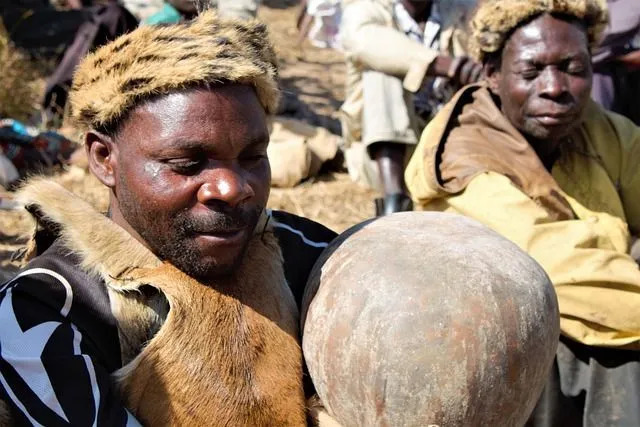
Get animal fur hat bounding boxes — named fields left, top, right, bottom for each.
left=469, top=0, right=609, bottom=62
left=68, top=10, right=279, bottom=132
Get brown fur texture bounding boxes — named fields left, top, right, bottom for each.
left=68, top=10, right=280, bottom=132
left=16, top=177, right=162, bottom=282
left=307, top=395, right=344, bottom=427
left=0, top=399, right=12, bottom=426
left=469, top=0, right=609, bottom=61
left=13, top=178, right=306, bottom=425
left=115, top=234, right=305, bottom=426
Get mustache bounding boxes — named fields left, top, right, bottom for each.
left=175, top=206, right=261, bottom=234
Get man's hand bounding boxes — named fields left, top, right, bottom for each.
left=430, top=55, right=483, bottom=86
left=448, top=56, right=483, bottom=86
left=618, top=50, right=640, bottom=71
left=456, top=57, right=484, bottom=85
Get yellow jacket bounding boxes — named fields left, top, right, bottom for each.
left=406, top=84, right=640, bottom=349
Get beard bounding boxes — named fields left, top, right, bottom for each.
left=117, top=182, right=262, bottom=280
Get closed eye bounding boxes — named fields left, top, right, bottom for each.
left=166, top=158, right=204, bottom=174
left=239, top=152, right=267, bottom=165
left=566, top=62, right=586, bottom=75
left=519, top=68, right=539, bottom=80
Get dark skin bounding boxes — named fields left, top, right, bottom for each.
left=86, top=85, right=271, bottom=282
left=373, top=0, right=482, bottom=203
left=486, top=13, right=593, bottom=168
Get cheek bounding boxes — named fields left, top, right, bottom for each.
left=120, top=158, right=195, bottom=210
left=248, top=159, right=271, bottom=203
left=570, top=75, right=592, bottom=104
left=500, top=78, right=530, bottom=122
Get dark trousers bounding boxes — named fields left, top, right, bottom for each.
left=527, top=335, right=640, bottom=427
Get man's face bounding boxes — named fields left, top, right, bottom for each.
left=488, top=14, right=593, bottom=142
left=112, top=85, right=270, bottom=280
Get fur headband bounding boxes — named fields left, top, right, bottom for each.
left=469, top=0, right=609, bottom=62
left=68, top=10, right=280, bottom=132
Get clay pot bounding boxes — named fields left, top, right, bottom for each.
left=301, top=212, right=559, bottom=427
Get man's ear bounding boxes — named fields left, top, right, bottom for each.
left=484, top=60, right=501, bottom=95
left=86, top=130, right=117, bottom=189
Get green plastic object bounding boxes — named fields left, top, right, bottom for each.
left=143, top=3, right=182, bottom=25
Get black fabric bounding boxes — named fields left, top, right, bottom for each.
left=0, top=240, right=129, bottom=426
left=271, top=210, right=337, bottom=307
left=1, top=1, right=92, bottom=58
left=526, top=335, right=640, bottom=427
left=17, top=240, right=122, bottom=370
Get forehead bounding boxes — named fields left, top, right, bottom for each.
left=503, top=14, right=589, bottom=62
left=118, top=84, right=268, bottom=151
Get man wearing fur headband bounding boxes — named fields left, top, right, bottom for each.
left=0, top=10, right=338, bottom=426
left=406, top=0, right=640, bottom=425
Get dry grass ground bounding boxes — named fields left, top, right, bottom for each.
left=0, top=2, right=378, bottom=280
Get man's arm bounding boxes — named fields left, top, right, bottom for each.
left=0, top=273, right=140, bottom=426
left=340, top=1, right=480, bottom=92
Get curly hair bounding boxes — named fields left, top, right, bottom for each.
left=469, top=0, right=609, bottom=62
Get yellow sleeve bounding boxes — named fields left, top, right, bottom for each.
left=420, top=171, right=640, bottom=349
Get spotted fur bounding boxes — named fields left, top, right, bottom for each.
left=68, top=10, right=280, bottom=132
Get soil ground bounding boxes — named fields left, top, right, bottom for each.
left=0, top=1, right=379, bottom=280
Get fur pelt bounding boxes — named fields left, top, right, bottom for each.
left=115, top=238, right=305, bottom=426
left=469, top=0, right=609, bottom=62
left=14, top=178, right=306, bottom=426
left=0, top=400, right=11, bottom=426
left=68, top=10, right=279, bottom=132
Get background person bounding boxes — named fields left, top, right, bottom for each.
left=405, top=0, right=640, bottom=424
left=339, top=0, right=481, bottom=215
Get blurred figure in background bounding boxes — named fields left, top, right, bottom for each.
left=338, top=0, right=480, bottom=215
left=591, top=0, right=640, bottom=124
left=127, top=0, right=263, bottom=23
left=0, top=119, right=76, bottom=190
left=297, top=0, right=342, bottom=48
left=1, top=0, right=262, bottom=125
left=0, top=1, right=138, bottom=123
left=210, top=0, right=262, bottom=20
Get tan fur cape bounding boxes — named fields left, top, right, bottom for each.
left=13, top=178, right=306, bottom=426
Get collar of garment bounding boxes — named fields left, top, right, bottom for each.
left=421, top=84, right=579, bottom=221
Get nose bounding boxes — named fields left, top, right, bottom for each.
left=538, top=67, right=568, bottom=100
left=196, top=161, right=254, bottom=208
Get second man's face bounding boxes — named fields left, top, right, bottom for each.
left=490, top=14, right=593, bottom=143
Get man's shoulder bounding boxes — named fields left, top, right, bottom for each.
left=2, top=239, right=122, bottom=370
left=2, top=240, right=85, bottom=308
left=268, top=210, right=337, bottom=308
left=270, top=210, right=337, bottom=249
